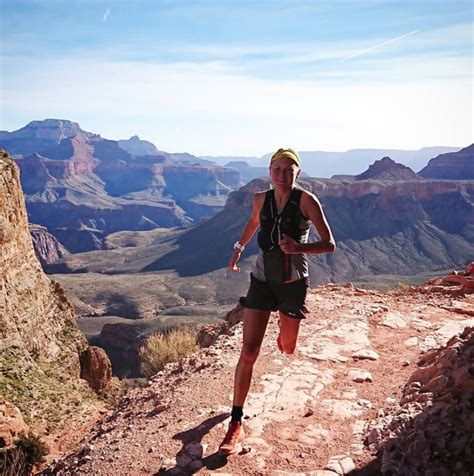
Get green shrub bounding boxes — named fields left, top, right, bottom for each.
left=15, top=433, right=48, bottom=473
left=139, top=328, right=198, bottom=378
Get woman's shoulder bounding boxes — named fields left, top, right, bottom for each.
left=299, top=187, right=318, bottom=203
left=253, top=189, right=271, bottom=200
left=252, top=190, right=268, bottom=208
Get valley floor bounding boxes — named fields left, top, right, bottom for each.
left=43, top=283, right=473, bottom=475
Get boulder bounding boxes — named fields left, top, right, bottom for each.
left=0, top=397, right=29, bottom=448
left=80, top=346, right=113, bottom=393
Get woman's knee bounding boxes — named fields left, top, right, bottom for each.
left=240, top=342, right=261, bottom=364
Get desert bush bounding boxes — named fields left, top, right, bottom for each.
left=396, top=282, right=411, bottom=293
left=15, top=433, right=48, bottom=473
left=0, top=447, right=26, bottom=476
left=139, top=328, right=197, bottom=377
left=0, top=433, right=48, bottom=475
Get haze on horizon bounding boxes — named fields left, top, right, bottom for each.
left=0, top=0, right=472, bottom=156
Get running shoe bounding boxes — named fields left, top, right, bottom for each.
left=218, top=421, right=245, bottom=455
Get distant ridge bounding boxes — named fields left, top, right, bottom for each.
left=0, top=119, right=96, bottom=156
left=117, top=135, right=160, bottom=156
left=419, top=144, right=474, bottom=179
left=255, top=147, right=463, bottom=178
left=355, top=157, right=422, bottom=181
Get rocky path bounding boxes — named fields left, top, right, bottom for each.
left=44, top=284, right=474, bottom=475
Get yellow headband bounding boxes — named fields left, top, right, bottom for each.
left=270, top=148, right=300, bottom=168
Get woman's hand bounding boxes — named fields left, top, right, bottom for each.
left=229, top=249, right=242, bottom=272
left=278, top=234, right=302, bottom=254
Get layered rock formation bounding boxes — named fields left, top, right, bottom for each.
left=0, top=119, right=85, bottom=157
left=224, top=160, right=269, bottom=183
left=355, top=156, right=422, bottom=181
left=0, top=150, right=111, bottom=441
left=0, top=120, right=240, bottom=252
left=29, top=224, right=70, bottom=266
left=117, top=135, right=160, bottom=156
left=144, top=162, right=474, bottom=282
left=419, top=144, right=474, bottom=179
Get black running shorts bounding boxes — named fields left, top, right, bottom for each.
left=239, top=273, right=309, bottom=320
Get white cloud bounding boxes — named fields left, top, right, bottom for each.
left=102, top=8, right=111, bottom=23
left=1, top=56, right=471, bottom=155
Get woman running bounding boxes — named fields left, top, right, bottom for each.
left=219, top=148, right=336, bottom=455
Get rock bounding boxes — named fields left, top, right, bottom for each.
left=367, top=426, right=383, bottom=446
left=419, top=320, right=474, bottom=352
left=419, top=144, right=474, bottom=179
left=80, top=346, right=113, bottom=393
left=348, top=368, right=373, bottom=383
left=411, top=318, right=432, bottom=330
left=0, top=150, right=101, bottom=437
left=404, top=337, right=418, bottom=346
left=339, top=456, right=356, bottom=474
left=356, top=157, right=422, bottom=181
left=366, top=326, right=474, bottom=474
left=325, top=455, right=356, bottom=475
left=29, top=224, right=70, bottom=267
left=382, top=312, right=407, bottom=329
left=351, top=349, right=379, bottom=360
left=225, top=304, right=245, bottom=326
left=197, top=321, right=230, bottom=348
left=0, top=398, right=30, bottom=448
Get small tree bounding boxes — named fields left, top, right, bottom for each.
left=139, top=328, right=198, bottom=378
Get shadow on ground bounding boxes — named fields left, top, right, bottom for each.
left=155, top=413, right=230, bottom=475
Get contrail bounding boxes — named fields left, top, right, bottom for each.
left=103, top=8, right=111, bottom=23
left=343, top=29, right=421, bottom=61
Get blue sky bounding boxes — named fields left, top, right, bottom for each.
left=0, top=0, right=472, bottom=155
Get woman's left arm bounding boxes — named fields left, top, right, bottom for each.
left=279, top=191, right=336, bottom=255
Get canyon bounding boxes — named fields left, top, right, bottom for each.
left=0, top=120, right=240, bottom=253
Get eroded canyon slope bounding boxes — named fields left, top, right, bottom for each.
left=0, top=150, right=112, bottom=457
left=0, top=120, right=240, bottom=252
left=144, top=156, right=474, bottom=282
left=44, top=278, right=473, bottom=475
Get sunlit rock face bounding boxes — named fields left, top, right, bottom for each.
left=0, top=119, right=241, bottom=252
left=0, top=149, right=111, bottom=438
left=419, top=144, right=474, bottom=179
left=29, top=224, right=70, bottom=266
left=0, top=149, right=85, bottom=370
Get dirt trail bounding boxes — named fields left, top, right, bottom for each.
left=44, top=284, right=474, bottom=475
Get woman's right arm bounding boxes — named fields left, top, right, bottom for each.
left=229, top=192, right=264, bottom=272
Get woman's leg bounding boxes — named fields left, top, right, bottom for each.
left=220, top=308, right=271, bottom=454
left=277, top=311, right=301, bottom=354
left=233, top=308, right=271, bottom=406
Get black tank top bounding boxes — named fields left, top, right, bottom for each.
left=257, top=188, right=307, bottom=252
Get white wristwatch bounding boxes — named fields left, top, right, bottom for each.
left=233, top=241, right=245, bottom=252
